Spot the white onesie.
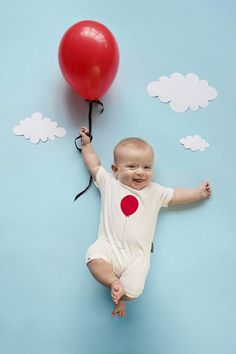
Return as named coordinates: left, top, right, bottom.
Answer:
left=86, top=166, right=174, bottom=298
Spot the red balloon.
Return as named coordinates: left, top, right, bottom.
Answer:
left=58, top=20, right=119, bottom=100
left=120, top=195, right=139, bottom=217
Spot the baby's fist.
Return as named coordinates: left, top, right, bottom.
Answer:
left=198, top=182, right=211, bottom=200
left=79, top=127, right=91, bottom=146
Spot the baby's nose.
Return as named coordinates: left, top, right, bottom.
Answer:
left=136, top=167, right=144, bottom=175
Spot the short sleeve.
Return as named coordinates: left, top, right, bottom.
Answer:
left=93, top=166, right=113, bottom=190
left=157, top=184, right=174, bottom=207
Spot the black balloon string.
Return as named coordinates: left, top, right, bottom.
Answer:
left=74, top=100, right=104, bottom=201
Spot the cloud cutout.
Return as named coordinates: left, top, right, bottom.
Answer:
left=147, top=73, right=217, bottom=112
left=180, top=135, right=209, bottom=152
left=13, top=112, right=66, bottom=144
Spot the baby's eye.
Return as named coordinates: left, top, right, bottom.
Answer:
left=144, top=166, right=151, bottom=170
left=128, top=165, right=136, bottom=169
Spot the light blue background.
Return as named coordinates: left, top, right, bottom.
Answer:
left=1, top=1, right=235, bottom=354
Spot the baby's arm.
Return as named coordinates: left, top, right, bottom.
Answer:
left=169, top=182, right=211, bottom=206
left=79, top=127, right=101, bottom=180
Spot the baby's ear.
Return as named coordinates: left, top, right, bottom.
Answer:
left=111, top=164, right=118, bottom=175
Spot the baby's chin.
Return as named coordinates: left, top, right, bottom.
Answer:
left=132, top=183, right=149, bottom=190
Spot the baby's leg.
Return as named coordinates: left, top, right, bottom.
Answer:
left=87, top=258, right=117, bottom=287
left=111, top=294, right=135, bottom=318
left=110, top=279, right=126, bottom=304
left=119, top=256, right=150, bottom=299
left=87, top=259, right=126, bottom=304
left=112, top=300, right=126, bottom=318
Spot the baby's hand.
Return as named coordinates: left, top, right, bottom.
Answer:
left=79, top=127, right=91, bottom=146
left=198, top=182, right=211, bottom=200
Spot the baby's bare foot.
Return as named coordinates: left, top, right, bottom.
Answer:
left=111, top=300, right=126, bottom=318
left=111, top=279, right=126, bottom=304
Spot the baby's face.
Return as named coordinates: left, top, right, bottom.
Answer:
left=112, top=146, right=154, bottom=190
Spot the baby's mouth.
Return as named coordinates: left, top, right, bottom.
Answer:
left=133, top=178, right=145, bottom=183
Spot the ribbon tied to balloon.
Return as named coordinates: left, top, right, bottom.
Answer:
left=119, top=195, right=139, bottom=249
left=120, top=195, right=154, bottom=252
left=58, top=20, right=119, bottom=200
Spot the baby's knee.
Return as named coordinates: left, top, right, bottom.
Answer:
left=120, top=273, right=146, bottom=299
left=120, top=281, right=144, bottom=299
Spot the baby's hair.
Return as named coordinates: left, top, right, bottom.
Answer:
left=113, top=137, right=154, bottom=163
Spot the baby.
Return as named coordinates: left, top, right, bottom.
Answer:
left=79, top=127, right=211, bottom=318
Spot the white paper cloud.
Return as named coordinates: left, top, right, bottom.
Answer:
left=13, top=112, right=66, bottom=144
left=180, top=135, right=209, bottom=152
left=147, top=73, right=217, bottom=112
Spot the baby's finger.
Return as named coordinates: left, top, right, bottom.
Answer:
left=206, top=185, right=211, bottom=195
left=80, top=127, right=88, bottom=134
